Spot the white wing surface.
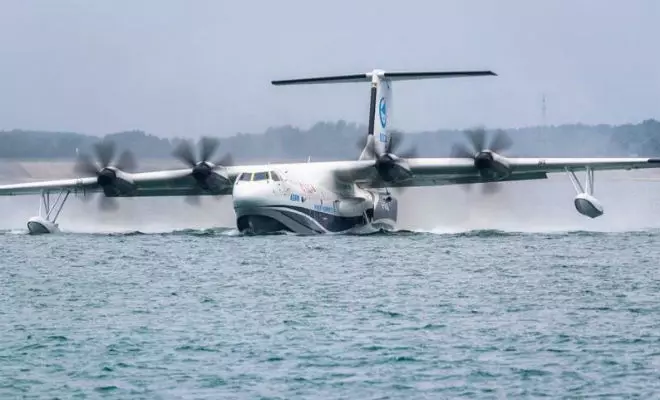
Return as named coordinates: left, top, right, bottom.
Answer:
left=0, top=157, right=658, bottom=196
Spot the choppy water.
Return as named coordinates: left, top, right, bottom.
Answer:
left=1, top=228, right=660, bottom=398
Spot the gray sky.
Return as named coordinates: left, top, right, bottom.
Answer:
left=0, top=0, right=658, bottom=137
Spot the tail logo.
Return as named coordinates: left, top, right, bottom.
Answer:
left=378, top=97, right=387, bottom=128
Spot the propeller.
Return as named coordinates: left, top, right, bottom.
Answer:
left=331, top=130, right=418, bottom=192
left=450, top=127, right=513, bottom=194
left=357, top=129, right=418, bottom=161
left=172, top=137, right=234, bottom=205
left=73, top=140, right=137, bottom=211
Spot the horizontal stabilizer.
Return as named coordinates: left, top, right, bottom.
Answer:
left=383, top=70, right=497, bottom=81
left=272, top=74, right=369, bottom=85
left=271, top=70, right=496, bottom=85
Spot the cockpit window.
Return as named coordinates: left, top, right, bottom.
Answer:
left=238, top=171, right=282, bottom=182
left=253, top=172, right=268, bottom=181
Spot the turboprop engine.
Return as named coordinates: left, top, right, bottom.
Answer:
left=473, top=151, right=511, bottom=178
left=172, top=137, right=235, bottom=205
left=74, top=141, right=139, bottom=210
left=96, top=168, right=136, bottom=196
left=450, top=128, right=514, bottom=194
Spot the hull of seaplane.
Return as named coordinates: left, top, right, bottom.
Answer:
left=232, top=173, right=398, bottom=235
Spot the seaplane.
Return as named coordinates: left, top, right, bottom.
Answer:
left=1, top=68, right=659, bottom=235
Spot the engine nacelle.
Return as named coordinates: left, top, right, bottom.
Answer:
left=574, top=193, right=604, bottom=218
left=489, top=152, right=511, bottom=177
left=192, top=164, right=232, bottom=191
left=98, top=168, right=137, bottom=196
left=205, top=170, right=233, bottom=190
left=376, top=154, right=413, bottom=183
left=475, top=151, right=511, bottom=179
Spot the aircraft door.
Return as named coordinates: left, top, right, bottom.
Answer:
left=269, top=170, right=287, bottom=195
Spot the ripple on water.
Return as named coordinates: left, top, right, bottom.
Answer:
left=1, top=229, right=660, bottom=397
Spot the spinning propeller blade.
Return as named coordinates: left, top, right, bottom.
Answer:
left=173, top=140, right=198, bottom=168
left=374, top=129, right=418, bottom=192
left=332, top=130, right=418, bottom=192
left=73, top=139, right=138, bottom=212
left=98, top=195, right=119, bottom=211
left=450, top=127, right=514, bottom=195
left=171, top=136, right=235, bottom=205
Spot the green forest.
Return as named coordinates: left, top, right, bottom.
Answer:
left=1, top=119, right=659, bottom=163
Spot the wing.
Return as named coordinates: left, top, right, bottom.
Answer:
left=350, top=156, right=660, bottom=189
left=0, top=168, right=238, bottom=197
left=2, top=156, right=658, bottom=196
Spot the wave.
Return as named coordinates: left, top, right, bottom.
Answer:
left=2, top=226, right=660, bottom=238
left=412, top=226, right=660, bottom=237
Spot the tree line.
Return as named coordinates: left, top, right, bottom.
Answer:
left=1, top=119, right=659, bottom=163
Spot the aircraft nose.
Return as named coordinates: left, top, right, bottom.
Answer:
left=232, top=181, right=276, bottom=209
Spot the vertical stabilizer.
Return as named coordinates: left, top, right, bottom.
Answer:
left=360, top=71, right=392, bottom=159
left=271, top=69, right=496, bottom=160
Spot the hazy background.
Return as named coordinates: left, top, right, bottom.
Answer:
left=1, top=0, right=659, bottom=137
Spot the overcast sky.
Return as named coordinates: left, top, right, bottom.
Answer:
left=0, top=0, right=658, bottom=138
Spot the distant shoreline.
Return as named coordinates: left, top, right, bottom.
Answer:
left=1, top=119, right=659, bottom=161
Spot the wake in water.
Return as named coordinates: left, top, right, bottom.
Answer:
left=3, top=226, right=660, bottom=239
left=418, top=225, right=660, bottom=236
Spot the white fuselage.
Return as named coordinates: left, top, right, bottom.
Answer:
left=231, top=162, right=397, bottom=234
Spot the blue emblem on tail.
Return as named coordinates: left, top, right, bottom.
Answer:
left=378, top=97, right=387, bottom=128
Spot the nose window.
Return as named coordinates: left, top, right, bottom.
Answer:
left=237, top=171, right=282, bottom=182
left=253, top=172, right=268, bottom=181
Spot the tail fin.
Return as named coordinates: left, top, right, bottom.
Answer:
left=272, top=69, right=497, bottom=160
left=367, top=72, right=392, bottom=158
